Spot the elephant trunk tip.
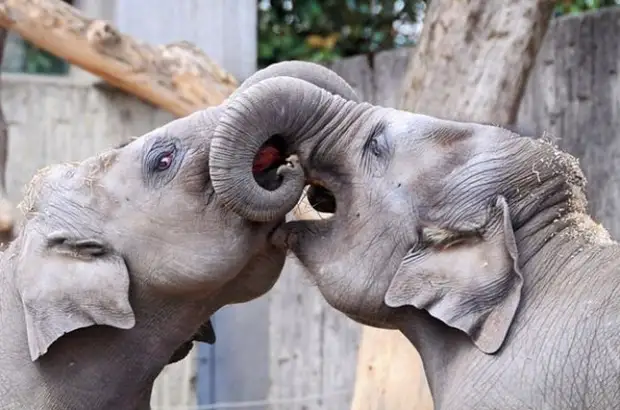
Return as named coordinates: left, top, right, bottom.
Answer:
left=211, top=131, right=306, bottom=223
left=210, top=73, right=349, bottom=223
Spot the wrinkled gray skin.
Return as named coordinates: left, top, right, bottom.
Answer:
left=0, top=63, right=359, bottom=410
left=209, top=76, right=620, bottom=409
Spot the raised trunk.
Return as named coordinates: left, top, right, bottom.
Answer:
left=210, top=76, right=365, bottom=222
left=227, top=60, right=360, bottom=104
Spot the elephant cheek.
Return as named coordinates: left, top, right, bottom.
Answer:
left=282, top=220, right=335, bottom=269
left=230, top=248, right=287, bottom=303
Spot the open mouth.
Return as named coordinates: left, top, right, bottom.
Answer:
left=252, top=136, right=289, bottom=191
left=252, top=136, right=336, bottom=217
left=293, top=179, right=336, bottom=221
left=306, top=183, right=336, bottom=214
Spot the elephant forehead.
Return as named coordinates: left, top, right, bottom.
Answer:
left=19, top=151, right=121, bottom=217
left=147, top=108, right=217, bottom=146
left=384, top=111, right=445, bottom=140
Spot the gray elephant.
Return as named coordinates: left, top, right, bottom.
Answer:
left=0, top=63, right=359, bottom=410
left=208, top=76, right=620, bottom=409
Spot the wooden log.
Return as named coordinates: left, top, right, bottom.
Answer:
left=349, top=317, right=433, bottom=409
left=0, top=0, right=238, bottom=117
left=0, top=28, right=14, bottom=247
left=352, top=1, right=557, bottom=409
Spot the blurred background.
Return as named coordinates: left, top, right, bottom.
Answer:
left=2, top=0, right=618, bottom=75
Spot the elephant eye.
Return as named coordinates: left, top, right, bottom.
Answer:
left=368, top=137, right=381, bottom=157
left=363, top=122, right=388, bottom=159
left=361, top=123, right=392, bottom=176
left=155, top=152, right=174, bottom=171
left=142, top=137, right=184, bottom=187
left=146, top=143, right=177, bottom=173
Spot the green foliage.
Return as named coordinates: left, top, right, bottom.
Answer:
left=258, top=0, right=620, bottom=68
left=554, top=0, right=619, bottom=16
left=1, top=0, right=72, bottom=75
left=258, top=0, right=426, bottom=68
left=23, top=43, right=69, bottom=75
left=5, top=0, right=620, bottom=75
left=1, top=36, right=69, bottom=76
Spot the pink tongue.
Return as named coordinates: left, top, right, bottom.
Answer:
left=252, top=146, right=281, bottom=173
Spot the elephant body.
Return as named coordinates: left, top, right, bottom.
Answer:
left=0, top=62, right=360, bottom=409
left=208, top=74, right=620, bottom=409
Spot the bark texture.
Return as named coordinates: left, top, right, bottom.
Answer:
left=400, top=0, right=556, bottom=124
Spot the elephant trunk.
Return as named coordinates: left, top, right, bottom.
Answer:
left=227, top=60, right=360, bottom=104
left=210, top=76, right=363, bottom=222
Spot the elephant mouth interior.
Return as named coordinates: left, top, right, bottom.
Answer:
left=252, top=135, right=337, bottom=215
left=306, top=184, right=336, bottom=214
left=252, top=136, right=289, bottom=191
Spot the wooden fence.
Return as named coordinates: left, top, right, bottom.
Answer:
left=516, top=8, right=620, bottom=240
left=1, top=6, right=617, bottom=410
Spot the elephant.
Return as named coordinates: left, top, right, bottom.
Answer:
left=0, top=63, right=359, bottom=410
left=208, top=75, right=620, bottom=409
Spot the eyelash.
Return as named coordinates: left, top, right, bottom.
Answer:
left=367, top=137, right=381, bottom=157
left=363, top=122, right=387, bottom=158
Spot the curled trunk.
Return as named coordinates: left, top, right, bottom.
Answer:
left=210, top=76, right=361, bottom=222
left=228, top=60, right=360, bottom=104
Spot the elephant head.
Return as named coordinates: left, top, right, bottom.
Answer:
left=1, top=63, right=361, bottom=408
left=208, top=76, right=591, bottom=356
left=13, top=112, right=282, bottom=363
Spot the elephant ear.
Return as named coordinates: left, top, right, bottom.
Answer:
left=16, top=229, right=135, bottom=362
left=384, top=196, right=523, bottom=354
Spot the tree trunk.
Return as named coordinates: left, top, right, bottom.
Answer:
left=0, top=28, right=14, bottom=247
left=0, top=0, right=238, bottom=117
left=400, top=0, right=556, bottom=124
left=352, top=1, right=557, bottom=409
